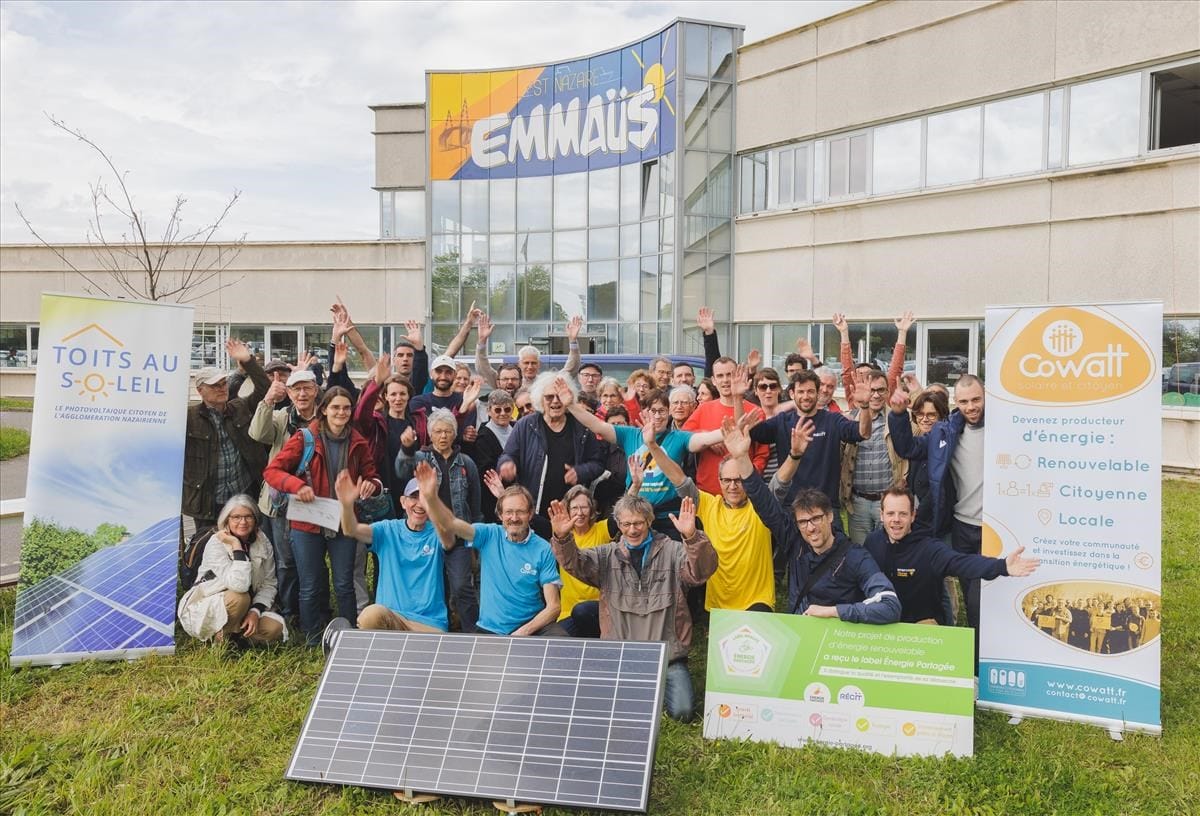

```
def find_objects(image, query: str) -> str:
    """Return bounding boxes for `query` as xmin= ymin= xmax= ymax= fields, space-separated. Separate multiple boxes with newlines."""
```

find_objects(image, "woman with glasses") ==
xmin=178 ymin=495 xmax=286 ymax=647
xmin=751 ymin=368 xmax=787 ymax=483
xmin=465 ymin=389 xmax=515 ymax=523
xmin=355 ymin=356 xmax=427 ymax=516
xmin=265 ymin=386 xmax=382 ymax=646
xmin=551 ymin=485 xmax=614 ymax=638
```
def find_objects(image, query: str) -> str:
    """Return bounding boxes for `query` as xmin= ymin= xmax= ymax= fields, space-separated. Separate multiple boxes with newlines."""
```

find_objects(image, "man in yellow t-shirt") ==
xmin=643 ymin=425 xmax=774 ymax=613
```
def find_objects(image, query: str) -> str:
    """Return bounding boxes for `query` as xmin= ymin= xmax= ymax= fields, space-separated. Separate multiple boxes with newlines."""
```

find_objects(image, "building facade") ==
xmin=2 ymin=1 xmax=1198 ymax=466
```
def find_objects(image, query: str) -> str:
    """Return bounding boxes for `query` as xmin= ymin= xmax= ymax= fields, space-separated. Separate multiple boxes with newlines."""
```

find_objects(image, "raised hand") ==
xmin=851 ymin=369 xmax=871 ymax=408
xmin=627 ymin=454 xmax=645 ymax=487
xmin=547 ymin=499 xmax=574 ymax=539
xmin=225 ymin=338 xmax=251 ymax=364
xmin=832 ymin=312 xmax=849 ymax=337
xmin=642 ymin=418 xmax=656 ymax=447
xmin=895 ymin=310 xmax=915 ymax=335
xmin=731 ymin=364 xmax=751 ymax=399
xmin=404 ymin=320 xmax=425 ymax=350
xmin=414 ymin=460 xmax=440 ymax=496
xmin=374 ymin=354 xmax=391 ymax=385
xmin=294 ymin=350 xmax=318 ymax=372
xmin=790 ymin=418 xmax=815 ymax=457
xmin=697 ymin=307 xmax=715 ymax=334
xmin=331 ymin=300 xmax=353 ymax=341
xmin=889 ymin=388 xmax=910 ymax=414
xmin=552 ymin=375 xmax=575 ymax=408
xmin=564 ymin=464 xmax=578 ymax=486
xmin=795 ymin=336 xmax=816 ymax=361
xmin=737 ymin=406 xmax=764 ymax=434
xmin=400 ymin=426 xmax=417 ymax=448
xmin=1006 ymin=546 xmax=1041 ymax=577
xmin=499 ymin=460 xmax=517 ymax=483
xmin=477 ymin=312 xmax=494 ymax=343
xmin=462 ymin=374 xmax=484 ymax=406
xmin=264 ymin=380 xmax=287 ymax=406
xmin=566 ymin=315 xmax=583 ymax=342
xmin=482 ymin=469 xmax=505 ymax=499
xmin=719 ymin=416 xmax=751 ymax=459
xmin=332 ymin=340 xmax=348 ymax=372
xmin=745 ymin=349 xmax=762 ymax=371
xmin=668 ymin=496 xmax=697 ymax=539
xmin=900 ymin=372 xmax=923 ymax=394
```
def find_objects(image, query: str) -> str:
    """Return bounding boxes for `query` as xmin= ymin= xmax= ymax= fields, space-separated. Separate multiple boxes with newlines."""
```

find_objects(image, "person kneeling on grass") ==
xmin=547 ymin=494 xmax=717 ymax=722
xmin=334 ymin=470 xmax=453 ymax=633
xmin=178 ymin=495 xmax=287 ymax=647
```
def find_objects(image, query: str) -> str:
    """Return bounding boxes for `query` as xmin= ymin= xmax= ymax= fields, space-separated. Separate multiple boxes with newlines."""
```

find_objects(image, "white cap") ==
xmin=430 ymin=354 xmax=456 ymax=372
xmin=286 ymin=370 xmax=317 ymax=387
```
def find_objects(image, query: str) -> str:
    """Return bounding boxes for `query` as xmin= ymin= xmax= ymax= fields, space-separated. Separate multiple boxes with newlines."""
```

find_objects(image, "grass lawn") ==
xmin=0 ymin=398 xmax=34 ymax=412
xmin=2 ymin=480 xmax=1197 ymax=815
xmin=0 ymin=427 xmax=31 ymax=461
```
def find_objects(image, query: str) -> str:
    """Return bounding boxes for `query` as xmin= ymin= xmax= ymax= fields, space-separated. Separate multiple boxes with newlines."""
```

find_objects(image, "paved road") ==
xmin=0 ymin=410 xmax=32 ymax=583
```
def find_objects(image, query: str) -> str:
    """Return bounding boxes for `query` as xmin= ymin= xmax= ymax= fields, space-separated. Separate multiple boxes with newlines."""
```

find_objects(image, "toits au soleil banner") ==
xmin=10 ymin=293 xmax=193 ymax=667
xmin=978 ymin=301 xmax=1162 ymax=734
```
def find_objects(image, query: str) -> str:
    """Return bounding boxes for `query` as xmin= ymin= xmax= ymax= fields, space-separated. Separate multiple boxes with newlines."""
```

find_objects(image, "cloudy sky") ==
xmin=0 ymin=0 xmax=865 ymax=245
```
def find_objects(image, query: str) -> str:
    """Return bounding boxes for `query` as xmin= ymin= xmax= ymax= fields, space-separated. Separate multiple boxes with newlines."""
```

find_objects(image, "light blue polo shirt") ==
xmin=614 ymin=424 xmax=693 ymax=511
xmin=369 ymin=520 xmax=448 ymax=631
xmin=469 ymin=523 xmax=561 ymax=635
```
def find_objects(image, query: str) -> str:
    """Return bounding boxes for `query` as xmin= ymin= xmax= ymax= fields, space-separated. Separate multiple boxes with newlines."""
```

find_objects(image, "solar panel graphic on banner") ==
xmin=287 ymin=631 xmax=666 ymax=812
xmin=10 ymin=516 xmax=178 ymax=666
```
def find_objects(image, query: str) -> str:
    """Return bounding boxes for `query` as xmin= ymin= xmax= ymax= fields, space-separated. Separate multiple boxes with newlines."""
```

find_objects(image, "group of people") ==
xmin=1024 ymin=594 xmax=1159 ymax=654
xmin=178 ymin=298 xmax=1041 ymax=720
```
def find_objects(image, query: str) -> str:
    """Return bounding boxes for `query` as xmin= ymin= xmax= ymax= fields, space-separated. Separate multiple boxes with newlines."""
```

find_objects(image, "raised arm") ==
xmin=562 ymin=315 xmax=582 ymax=377
xmin=227 ymin=340 xmax=269 ymax=409
xmin=335 ymin=469 xmax=375 ymax=544
xmin=643 ymin=422 xmax=688 ymax=488
xmin=547 ymin=500 xmax=604 ymax=586
xmin=444 ymin=301 xmax=478 ymax=359
xmin=833 ymin=312 xmax=855 ymax=395
xmin=474 ymin=313 xmax=499 ymax=388
xmin=888 ymin=310 xmax=914 ymax=394
xmin=671 ymin=497 xmax=719 ymax=586
xmin=415 ymin=460 xmax=475 ymax=542
xmin=770 ymin=416 xmax=814 ymax=496
xmin=404 ymin=320 xmax=430 ymax=394
xmin=887 ymin=389 xmax=925 ymax=460
xmin=249 ymin=384 xmax=285 ymax=445
xmin=562 ymin=378 xmax=616 ymax=443
xmin=698 ymin=307 xmax=720 ymax=377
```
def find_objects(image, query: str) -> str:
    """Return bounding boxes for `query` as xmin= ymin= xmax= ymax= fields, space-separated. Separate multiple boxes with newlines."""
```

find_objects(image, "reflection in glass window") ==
xmin=660 ymin=252 xmax=674 ymax=320
xmin=620 ymin=161 xmax=640 ymax=223
xmin=431 ymin=233 xmax=459 ymax=262
xmin=778 ymin=148 xmax=794 ymax=205
xmin=490 ymin=178 xmax=515 ymax=232
xmin=709 ymin=83 xmax=733 ymax=153
xmin=770 ymin=324 xmax=806 ymax=371
xmin=620 ymin=258 xmax=639 ymax=320
xmin=984 ymin=92 xmax=1044 ymax=177
xmin=753 ymin=151 xmax=768 ymax=210
xmin=659 ymin=150 xmax=676 ymax=215
xmin=462 ymin=264 xmax=488 ymax=314
xmin=518 ymin=263 xmax=552 ymax=321
xmin=641 ymin=160 xmax=660 ymax=219
xmin=828 ymin=137 xmax=848 ymax=198
xmin=848 ymin=134 xmax=867 ymax=195
xmin=516 ymin=176 xmax=552 ymax=231
xmin=461 ymin=233 xmax=487 ymax=265
xmin=555 ymin=262 xmax=586 ymax=321
xmin=711 ymin=26 xmax=734 ymax=81
xmin=554 ymin=172 xmax=587 ymax=229
xmin=589 ymin=166 xmax=619 ymax=226
xmin=0 ymin=324 xmax=27 ymax=367
xmin=620 ymin=223 xmax=640 ymax=257
xmin=641 ymin=219 xmax=659 ymax=254
xmin=1162 ymin=317 xmax=1200 ymax=403
xmin=1069 ymin=73 xmax=1140 ymax=166
xmin=432 ymin=258 xmax=459 ymax=321
xmin=490 ymin=233 xmax=515 ymax=263
xmin=873 ymin=120 xmax=921 ymax=194
xmin=431 ymin=181 xmax=459 ymax=233
xmin=395 ymin=190 xmax=424 ymax=238
xmin=460 ymin=180 xmax=488 ymax=233
xmin=520 ymin=232 xmax=551 ymax=263
xmin=794 ymin=145 xmax=809 ymax=204
xmin=588 ymin=227 xmax=619 ymax=260
xmin=489 ymin=265 xmax=516 ymax=321
xmin=587 ymin=261 xmax=618 ymax=320
xmin=1048 ymin=88 xmax=1064 ymax=169
xmin=706 ymin=253 xmax=730 ymax=311
xmin=926 ymin=107 xmax=981 ymax=186
xmin=685 ymin=23 xmax=708 ymax=77
xmin=739 ymin=155 xmax=754 ymax=213
xmin=554 ymin=229 xmax=587 ymax=261
xmin=380 ymin=192 xmax=393 ymax=239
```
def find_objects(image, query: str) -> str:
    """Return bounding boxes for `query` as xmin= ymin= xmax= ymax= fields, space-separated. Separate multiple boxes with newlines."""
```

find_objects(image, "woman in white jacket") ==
xmin=178 ymin=495 xmax=287 ymax=645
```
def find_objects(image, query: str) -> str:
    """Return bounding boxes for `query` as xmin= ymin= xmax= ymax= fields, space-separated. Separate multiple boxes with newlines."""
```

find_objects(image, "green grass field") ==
xmin=0 ymin=427 xmax=31 ymax=461
xmin=2 ymin=480 xmax=1197 ymax=816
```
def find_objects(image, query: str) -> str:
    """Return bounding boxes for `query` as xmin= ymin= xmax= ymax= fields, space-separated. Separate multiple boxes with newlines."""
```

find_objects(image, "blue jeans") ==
xmin=951 ymin=518 xmax=983 ymax=663
xmin=270 ymin=515 xmax=299 ymax=619
xmin=664 ymin=661 xmax=694 ymax=722
xmin=292 ymin=528 xmax=358 ymax=646
xmin=561 ymin=600 xmax=600 ymax=638
xmin=445 ymin=543 xmax=479 ymax=633
xmin=847 ymin=494 xmax=881 ymax=545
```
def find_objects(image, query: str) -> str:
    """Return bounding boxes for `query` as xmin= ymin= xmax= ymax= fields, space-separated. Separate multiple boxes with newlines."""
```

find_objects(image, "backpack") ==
xmin=268 ymin=428 xmax=316 ymax=515
xmin=179 ymin=526 xmax=215 ymax=590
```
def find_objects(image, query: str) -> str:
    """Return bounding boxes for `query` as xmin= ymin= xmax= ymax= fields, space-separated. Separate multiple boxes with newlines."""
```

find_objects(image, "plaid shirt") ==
xmin=850 ymin=410 xmax=891 ymax=493
xmin=205 ymin=405 xmax=253 ymax=505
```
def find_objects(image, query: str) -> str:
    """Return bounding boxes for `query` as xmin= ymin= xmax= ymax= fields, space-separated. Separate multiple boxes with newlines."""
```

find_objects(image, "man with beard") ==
xmin=409 ymin=354 xmax=476 ymax=439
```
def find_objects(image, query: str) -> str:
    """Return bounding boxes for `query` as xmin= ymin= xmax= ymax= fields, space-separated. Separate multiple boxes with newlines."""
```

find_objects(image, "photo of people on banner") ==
xmin=1019 ymin=582 xmax=1160 ymax=655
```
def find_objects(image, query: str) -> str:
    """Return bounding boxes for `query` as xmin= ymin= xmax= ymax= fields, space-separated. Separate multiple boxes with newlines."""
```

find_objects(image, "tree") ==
xmin=13 ymin=115 xmax=245 ymax=303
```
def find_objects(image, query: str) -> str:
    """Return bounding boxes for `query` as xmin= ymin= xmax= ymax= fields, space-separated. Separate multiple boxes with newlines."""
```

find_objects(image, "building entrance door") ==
xmin=267 ymin=327 xmax=303 ymax=366
xmin=920 ymin=322 xmax=979 ymax=388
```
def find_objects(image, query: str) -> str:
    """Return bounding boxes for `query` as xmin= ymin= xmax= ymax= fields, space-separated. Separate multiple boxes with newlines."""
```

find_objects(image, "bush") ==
xmin=17 ymin=519 xmax=129 ymax=587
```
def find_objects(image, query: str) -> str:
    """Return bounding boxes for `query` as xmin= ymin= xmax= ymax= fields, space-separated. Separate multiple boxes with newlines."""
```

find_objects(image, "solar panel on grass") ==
xmin=287 ymin=630 xmax=666 ymax=813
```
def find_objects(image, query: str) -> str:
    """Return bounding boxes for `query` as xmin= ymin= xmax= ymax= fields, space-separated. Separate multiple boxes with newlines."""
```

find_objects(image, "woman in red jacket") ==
xmin=264 ymin=387 xmax=381 ymax=646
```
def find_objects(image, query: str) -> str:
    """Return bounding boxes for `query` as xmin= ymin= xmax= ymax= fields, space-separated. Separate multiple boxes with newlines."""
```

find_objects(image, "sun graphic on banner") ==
xmin=630 ymin=27 xmax=676 ymax=117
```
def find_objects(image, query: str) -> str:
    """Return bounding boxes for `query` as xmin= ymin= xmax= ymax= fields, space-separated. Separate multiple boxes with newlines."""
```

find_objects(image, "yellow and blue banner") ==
xmin=428 ymin=24 xmax=678 ymax=180
xmin=979 ymin=302 xmax=1162 ymax=734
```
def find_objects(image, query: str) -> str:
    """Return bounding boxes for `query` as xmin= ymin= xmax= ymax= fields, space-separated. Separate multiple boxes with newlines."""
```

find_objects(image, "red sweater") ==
xmin=263 ymin=421 xmax=380 ymax=534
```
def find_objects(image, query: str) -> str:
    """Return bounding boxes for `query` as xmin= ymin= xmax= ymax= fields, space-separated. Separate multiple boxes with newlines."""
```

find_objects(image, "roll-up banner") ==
xmin=10 ymin=293 xmax=194 ymax=668
xmin=978 ymin=302 xmax=1162 ymax=734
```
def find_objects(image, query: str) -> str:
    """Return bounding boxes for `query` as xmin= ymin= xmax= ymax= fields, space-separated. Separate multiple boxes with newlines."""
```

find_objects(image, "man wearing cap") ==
xmin=577 ymin=361 xmax=603 ymax=402
xmin=249 ymin=366 xmax=321 ymax=621
xmin=336 ymin=470 xmax=453 ymax=632
xmin=183 ymin=339 xmax=270 ymax=531
xmin=409 ymin=353 xmax=477 ymax=437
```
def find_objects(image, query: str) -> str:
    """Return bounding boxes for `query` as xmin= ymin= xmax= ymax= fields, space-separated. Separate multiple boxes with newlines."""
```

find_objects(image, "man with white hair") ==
xmin=475 ymin=313 xmax=584 ymax=388
xmin=816 ymin=367 xmax=842 ymax=414
xmin=497 ymin=372 xmax=605 ymax=539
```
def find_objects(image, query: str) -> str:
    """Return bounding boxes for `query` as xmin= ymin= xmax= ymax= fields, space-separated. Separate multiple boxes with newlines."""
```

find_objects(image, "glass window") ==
xmin=554 ymin=229 xmax=587 ymax=261
xmin=587 ymin=261 xmax=618 ymax=320
xmin=639 ymin=218 xmax=659 ymax=254
xmin=778 ymin=149 xmax=794 ymax=205
xmin=848 ymin=134 xmax=867 ymax=195
xmin=661 ymin=215 xmax=675 ymax=249
xmin=431 ymin=181 xmax=459 ymax=233
xmin=230 ymin=326 xmax=265 ymax=363
xmin=684 ymin=80 xmax=708 ymax=150
xmin=462 ymin=264 xmax=488 ymax=316
xmin=589 ymin=166 xmax=619 ymax=226
xmin=926 ymin=106 xmax=981 ymax=186
xmin=873 ymin=120 xmax=921 ymax=194
xmin=304 ymin=327 xmax=333 ymax=369
xmin=771 ymin=324 xmax=808 ymax=371
xmin=984 ymin=92 xmax=1044 ymax=177
xmin=685 ymin=23 xmax=708 ymax=77
xmin=739 ymin=155 xmax=754 ymax=213
xmin=706 ymin=253 xmax=730 ymax=310
xmin=1068 ymin=72 xmax=1141 ymax=166
xmin=461 ymin=232 xmax=487 ymax=264
xmin=680 ymin=252 xmax=706 ymax=322
xmin=490 ymin=178 xmax=516 ymax=232
xmin=0 ymin=324 xmax=28 ymax=367
xmin=460 ymin=179 xmax=489 ymax=233
xmin=710 ymin=26 xmax=734 ymax=82
xmin=588 ymin=227 xmax=618 ymax=259
xmin=659 ymin=252 xmax=674 ymax=321
xmin=619 ymin=258 xmax=640 ymax=320
xmin=620 ymin=161 xmax=640 ymax=223
xmin=640 ymin=255 xmax=659 ymax=318
xmin=395 ymin=190 xmax=424 ymax=239
xmin=521 ymin=231 xmax=551 ymax=263
xmin=1163 ymin=317 xmax=1200 ymax=404
xmin=659 ymin=149 xmax=676 ymax=215
xmin=489 ymin=265 xmax=516 ymax=321
xmin=490 ymin=233 xmax=516 ymax=262
xmin=1152 ymin=62 xmax=1200 ymax=150
xmin=641 ymin=160 xmax=660 ymax=219
xmin=708 ymin=218 xmax=731 ymax=252
xmin=554 ymin=262 xmax=586 ymax=322
xmin=1047 ymin=89 xmax=1065 ymax=169
xmin=709 ymin=82 xmax=733 ymax=153
xmin=431 ymin=234 xmax=459 ymax=262
xmin=794 ymin=144 xmax=810 ymax=204
xmin=516 ymin=176 xmax=552 ymax=231
xmin=813 ymin=140 xmax=826 ymax=202
xmin=620 ymin=223 xmax=640 ymax=257
xmin=518 ymin=263 xmax=551 ymax=321
xmin=828 ymin=137 xmax=848 ymax=198
xmin=925 ymin=326 xmax=972 ymax=387
xmin=738 ymin=324 xmax=765 ymax=361
xmin=192 ymin=325 xmax=220 ymax=367
xmin=753 ymin=151 xmax=768 ymax=211
xmin=432 ymin=257 xmax=459 ymax=321
xmin=553 ymin=172 xmax=588 ymax=229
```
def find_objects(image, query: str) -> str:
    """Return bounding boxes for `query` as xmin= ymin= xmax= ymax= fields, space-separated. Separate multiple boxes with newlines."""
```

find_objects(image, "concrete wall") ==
xmin=372 ymin=103 xmax=427 ymax=190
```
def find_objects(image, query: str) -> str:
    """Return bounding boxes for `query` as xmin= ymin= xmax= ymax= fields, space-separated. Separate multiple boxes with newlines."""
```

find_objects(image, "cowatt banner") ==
xmin=10 ymin=293 xmax=193 ymax=667
xmin=978 ymin=301 xmax=1162 ymax=735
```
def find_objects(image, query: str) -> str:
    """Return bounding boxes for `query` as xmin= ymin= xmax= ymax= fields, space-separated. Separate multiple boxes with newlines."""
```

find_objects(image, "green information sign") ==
xmin=703 ymin=610 xmax=976 ymax=756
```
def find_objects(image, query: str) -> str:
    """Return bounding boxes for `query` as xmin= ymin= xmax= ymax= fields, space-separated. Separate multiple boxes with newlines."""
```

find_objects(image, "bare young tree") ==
xmin=14 ymin=114 xmax=245 ymax=303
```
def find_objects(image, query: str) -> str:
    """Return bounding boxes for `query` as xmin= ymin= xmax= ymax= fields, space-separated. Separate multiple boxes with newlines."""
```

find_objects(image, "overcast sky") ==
xmin=0 ymin=0 xmax=866 ymax=244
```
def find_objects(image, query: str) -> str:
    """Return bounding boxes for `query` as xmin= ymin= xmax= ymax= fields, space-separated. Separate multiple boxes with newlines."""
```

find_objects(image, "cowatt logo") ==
xmin=999 ymin=307 xmax=1154 ymax=405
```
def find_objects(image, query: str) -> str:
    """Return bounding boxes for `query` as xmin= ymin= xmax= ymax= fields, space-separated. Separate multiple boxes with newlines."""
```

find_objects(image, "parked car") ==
xmin=1163 ymin=362 xmax=1200 ymax=395
xmin=474 ymin=353 xmax=707 ymax=386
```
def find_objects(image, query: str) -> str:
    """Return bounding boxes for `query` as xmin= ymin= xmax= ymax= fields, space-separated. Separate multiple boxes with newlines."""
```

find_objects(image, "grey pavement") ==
xmin=1 ymin=410 xmax=32 ymax=583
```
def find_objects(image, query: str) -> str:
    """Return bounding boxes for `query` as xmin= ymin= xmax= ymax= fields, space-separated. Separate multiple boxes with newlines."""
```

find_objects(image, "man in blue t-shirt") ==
xmin=337 ymin=472 xmax=452 ymax=632
xmin=416 ymin=461 xmax=565 ymax=636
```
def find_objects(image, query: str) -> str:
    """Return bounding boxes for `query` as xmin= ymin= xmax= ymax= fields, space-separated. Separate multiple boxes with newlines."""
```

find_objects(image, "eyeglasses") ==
xmin=228 ymin=514 xmax=255 ymax=523
xmin=916 ymin=411 xmax=940 ymax=421
xmin=718 ymin=477 xmax=743 ymax=486
xmin=869 ymin=387 xmax=888 ymax=394
xmin=646 ymin=407 xmax=669 ymax=416
xmin=517 ymin=403 xmax=533 ymax=413
xmin=794 ymin=514 xmax=827 ymax=528
xmin=617 ymin=519 xmax=648 ymax=530
xmin=756 ymin=383 xmax=780 ymax=391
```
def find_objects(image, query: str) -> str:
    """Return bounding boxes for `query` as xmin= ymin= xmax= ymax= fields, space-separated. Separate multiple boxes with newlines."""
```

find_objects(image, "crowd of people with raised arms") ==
xmin=178 ymin=298 xmax=1040 ymax=720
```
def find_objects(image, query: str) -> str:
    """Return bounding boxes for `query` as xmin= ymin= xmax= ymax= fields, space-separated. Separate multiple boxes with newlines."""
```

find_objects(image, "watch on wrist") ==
xmin=788 ymin=451 xmax=803 ymax=461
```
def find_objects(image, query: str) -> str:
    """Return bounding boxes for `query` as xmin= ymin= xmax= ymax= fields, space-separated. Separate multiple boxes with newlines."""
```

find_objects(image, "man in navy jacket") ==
xmin=865 ymin=487 xmax=1039 ymax=624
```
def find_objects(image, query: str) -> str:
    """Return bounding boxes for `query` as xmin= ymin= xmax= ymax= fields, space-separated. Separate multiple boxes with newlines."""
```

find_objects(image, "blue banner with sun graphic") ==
xmin=428 ymin=23 xmax=677 ymax=180
xmin=10 ymin=293 xmax=193 ymax=667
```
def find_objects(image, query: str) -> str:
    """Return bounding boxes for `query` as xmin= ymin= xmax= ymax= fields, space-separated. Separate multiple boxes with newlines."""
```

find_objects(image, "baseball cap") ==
xmin=403 ymin=478 xmax=421 ymax=497
xmin=430 ymin=354 xmax=456 ymax=372
xmin=578 ymin=361 xmax=603 ymax=375
xmin=194 ymin=367 xmax=229 ymax=386
xmin=264 ymin=358 xmax=290 ymax=374
xmin=286 ymin=370 xmax=317 ymax=387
